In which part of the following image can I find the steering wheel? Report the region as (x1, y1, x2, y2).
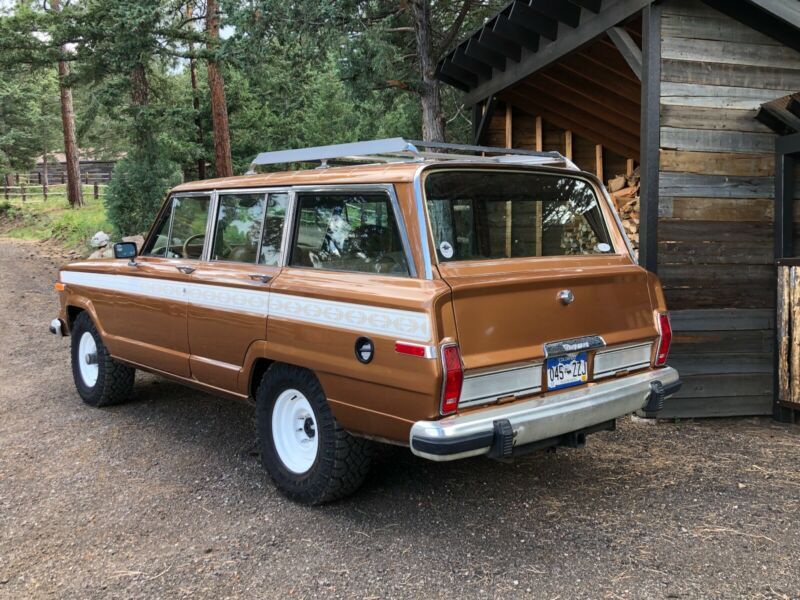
(182, 233, 206, 259)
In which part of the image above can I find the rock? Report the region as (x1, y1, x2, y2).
(88, 247, 114, 260)
(90, 231, 110, 249)
(121, 235, 145, 252)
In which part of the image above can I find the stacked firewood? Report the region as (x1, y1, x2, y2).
(606, 168, 640, 255)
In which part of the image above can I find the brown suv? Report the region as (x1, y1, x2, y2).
(51, 139, 680, 504)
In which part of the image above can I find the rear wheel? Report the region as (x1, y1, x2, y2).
(70, 311, 135, 407)
(256, 364, 372, 504)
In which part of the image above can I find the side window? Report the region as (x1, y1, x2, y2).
(260, 193, 288, 266)
(143, 195, 210, 259)
(290, 192, 409, 276)
(211, 193, 267, 263)
(143, 201, 174, 257)
(169, 196, 211, 259)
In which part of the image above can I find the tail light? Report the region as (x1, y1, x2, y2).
(655, 312, 672, 367)
(440, 344, 463, 415)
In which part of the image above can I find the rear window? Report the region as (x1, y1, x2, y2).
(425, 170, 614, 262)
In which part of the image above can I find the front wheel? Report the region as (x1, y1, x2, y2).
(70, 311, 135, 407)
(256, 364, 372, 504)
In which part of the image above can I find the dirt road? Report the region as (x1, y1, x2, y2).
(1, 238, 799, 599)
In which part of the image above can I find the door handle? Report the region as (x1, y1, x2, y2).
(176, 266, 196, 274)
(249, 274, 273, 283)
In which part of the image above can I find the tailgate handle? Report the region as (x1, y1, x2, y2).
(249, 274, 272, 283)
(175, 265, 196, 274)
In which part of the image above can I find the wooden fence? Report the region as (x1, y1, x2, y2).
(777, 261, 800, 417)
(2, 177, 106, 203)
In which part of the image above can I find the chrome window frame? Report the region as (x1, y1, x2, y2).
(206, 188, 291, 266)
(141, 191, 213, 260)
(285, 183, 417, 278)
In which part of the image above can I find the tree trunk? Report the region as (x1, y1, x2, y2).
(57, 60, 83, 207)
(206, 0, 233, 178)
(51, 0, 83, 207)
(410, 0, 445, 142)
(187, 4, 206, 180)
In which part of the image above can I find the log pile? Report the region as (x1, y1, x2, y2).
(606, 168, 640, 256)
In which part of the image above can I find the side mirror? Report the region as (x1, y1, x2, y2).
(113, 242, 137, 260)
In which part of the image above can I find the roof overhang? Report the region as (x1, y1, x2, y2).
(756, 92, 800, 136)
(438, 0, 800, 104)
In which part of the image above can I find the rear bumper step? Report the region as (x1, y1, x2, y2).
(410, 367, 680, 461)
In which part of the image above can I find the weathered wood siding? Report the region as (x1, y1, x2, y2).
(657, 0, 800, 416)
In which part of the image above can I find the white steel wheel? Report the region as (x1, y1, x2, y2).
(271, 389, 319, 474)
(77, 331, 99, 388)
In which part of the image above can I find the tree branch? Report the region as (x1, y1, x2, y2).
(438, 0, 473, 58)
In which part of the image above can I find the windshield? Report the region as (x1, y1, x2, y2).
(425, 170, 614, 262)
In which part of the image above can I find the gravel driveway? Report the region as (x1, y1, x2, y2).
(1, 238, 799, 599)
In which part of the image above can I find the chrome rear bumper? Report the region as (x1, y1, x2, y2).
(410, 367, 680, 461)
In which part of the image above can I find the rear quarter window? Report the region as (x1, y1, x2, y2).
(289, 192, 410, 276)
(425, 170, 614, 262)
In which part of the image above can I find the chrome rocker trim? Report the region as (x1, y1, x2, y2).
(410, 367, 681, 462)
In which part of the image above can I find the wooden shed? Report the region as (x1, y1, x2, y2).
(437, 0, 800, 418)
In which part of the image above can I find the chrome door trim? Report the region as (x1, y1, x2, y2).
(279, 189, 297, 268)
(412, 165, 434, 280)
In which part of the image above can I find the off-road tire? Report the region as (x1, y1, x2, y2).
(70, 311, 135, 407)
(256, 364, 372, 504)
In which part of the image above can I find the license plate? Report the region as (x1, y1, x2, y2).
(546, 352, 588, 391)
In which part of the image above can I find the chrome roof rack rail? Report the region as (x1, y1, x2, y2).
(246, 137, 578, 173)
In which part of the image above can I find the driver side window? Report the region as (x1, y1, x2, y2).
(144, 195, 211, 259)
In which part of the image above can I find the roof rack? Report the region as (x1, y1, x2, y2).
(246, 137, 578, 173)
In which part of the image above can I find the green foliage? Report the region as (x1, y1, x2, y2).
(0, 64, 61, 173)
(104, 149, 181, 236)
(0, 188, 111, 251)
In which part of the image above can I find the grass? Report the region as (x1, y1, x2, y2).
(0, 185, 112, 253)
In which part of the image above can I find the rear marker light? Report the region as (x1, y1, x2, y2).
(440, 344, 463, 415)
(395, 342, 427, 357)
(655, 312, 672, 367)
(54, 282, 65, 292)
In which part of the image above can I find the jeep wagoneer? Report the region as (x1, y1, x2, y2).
(51, 138, 680, 504)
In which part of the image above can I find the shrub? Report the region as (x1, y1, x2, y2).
(104, 150, 182, 236)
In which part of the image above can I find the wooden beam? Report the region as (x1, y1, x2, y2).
(473, 96, 497, 145)
(555, 57, 641, 102)
(528, 0, 582, 28)
(452, 46, 492, 80)
(517, 80, 641, 138)
(595, 144, 604, 181)
(639, 3, 661, 274)
(504, 90, 639, 158)
(583, 38, 643, 84)
(568, 0, 602, 14)
(532, 71, 641, 127)
(507, 1, 558, 40)
(439, 62, 478, 89)
(565, 130, 573, 160)
(465, 38, 506, 71)
(535, 116, 543, 151)
(479, 27, 522, 63)
(607, 26, 642, 80)
(505, 104, 513, 148)
(493, 14, 540, 53)
(463, 0, 653, 104)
